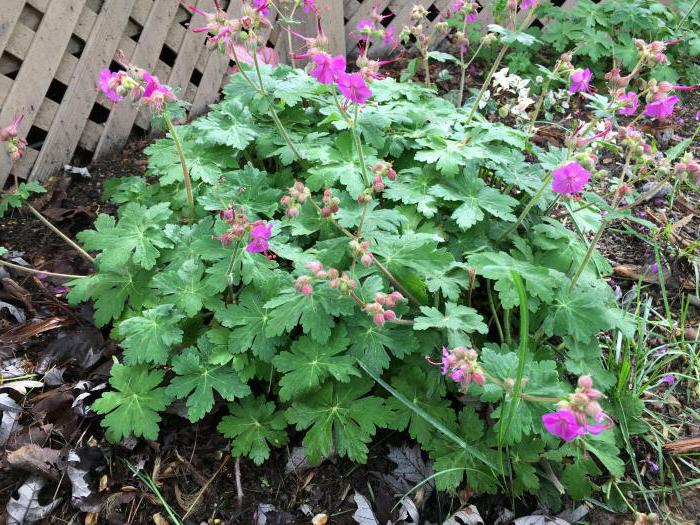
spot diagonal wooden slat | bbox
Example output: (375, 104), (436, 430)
(0, 1), (25, 57)
(30, 0), (138, 181)
(94, 0), (179, 158)
(0, 0), (88, 186)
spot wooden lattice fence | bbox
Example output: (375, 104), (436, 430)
(0, 0), (675, 187)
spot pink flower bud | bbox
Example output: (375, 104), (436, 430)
(389, 291), (404, 303)
(360, 252), (373, 267)
(280, 195), (291, 206)
(373, 313), (386, 327)
(321, 207), (332, 218)
(286, 206), (299, 218)
(301, 284), (313, 296)
(327, 268), (339, 279)
(383, 310), (396, 321)
(577, 375), (593, 390)
(473, 372), (485, 385)
(387, 167), (397, 181)
(375, 293), (386, 304)
(305, 260), (324, 274)
(329, 278), (339, 288)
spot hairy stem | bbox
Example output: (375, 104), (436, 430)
(0, 260), (85, 279)
(466, 45), (509, 125)
(352, 103), (371, 186)
(457, 40), (485, 108)
(164, 113), (195, 213)
(26, 204), (95, 265)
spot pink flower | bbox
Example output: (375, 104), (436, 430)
(310, 53), (346, 85)
(337, 72), (372, 104)
(303, 0), (315, 13)
(542, 409), (584, 442)
(246, 221), (272, 253)
(520, 0), (537, 9)
(618, 92), (639, 116)
(552, 161), (591, 195)
(0, 114), (22, 142)
(253, 0), (269, 16)
(661, 374), (676, 385)
(569, 67), (592, 93)
(98, 68), (124, 102)
(356, 19), (375, 32)
(644, 95), (679, 119)
(696, 110), (700, 121)
(142, 76), (176, 111)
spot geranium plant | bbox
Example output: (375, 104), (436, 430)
(28, 0), (695, 510)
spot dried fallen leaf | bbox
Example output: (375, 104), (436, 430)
(0, 392), (22, 446)
(513, 515), (570, 525)
(152, 513), (169, 525)
(6, 444), (61, 480)
(6, 476), (61, 525)
(0, 380), (44, 395)
(443, 506), (484, 525)
(384, 444), (434, 499)
(352, 493), (379, 525)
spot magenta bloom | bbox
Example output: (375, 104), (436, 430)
(246, 222), (272, 253)
(696, 110), (700, 121)
(520, 0), (537, 9)
(337, 72), (372, 104)
(661, 374), (676, 385)
(569, 67), (592, 94)
(310, 53), (346, 85)
(98, 68), (123, 102)
(644, 95), (679, 119)
(618, 92), (639, 116)
(552, 162), (591, 195)
(303, 0), (315, 13)
(356, 19), (374, 31)
(542, 409), (584, 442)
(253, 0), (269, 16)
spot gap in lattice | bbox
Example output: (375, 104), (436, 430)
(426, 4), (440, 22)
(46, 79), (68, 104)
(69, 34), (87, 59)
(19, 3), (43, 32)
(0, 52), (22, 79)
(85, 0), (105, 14)
(127, 17), (144, 42)
(189, 68), (203, 87)
(159, 45), (177, 67)
(89, 102), (111, 124)
(26, 126), (48, 148)
(380, 7), (395, 27)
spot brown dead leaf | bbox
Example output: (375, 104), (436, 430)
(1, 277), (34, 314)
(0, 379), (44, 395)
(152, 513), (169, 525)
(84, 512), (98, 525)
(0, 317), (73, 345)
(6, 444), (61, 480)
(663, 437), (700, 454)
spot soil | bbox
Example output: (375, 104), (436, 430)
(2, 64), (700, 525)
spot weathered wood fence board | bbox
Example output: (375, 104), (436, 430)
(0, 0), (677, 187)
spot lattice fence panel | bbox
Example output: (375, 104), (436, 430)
(0, 0), (285, 186)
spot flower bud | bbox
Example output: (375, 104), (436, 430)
(383, 309), (396, 321)
(327, 268), (339, 279)
(577, 375), (593, 390)
(360, 252), (373, 267)
(373, 313), (386, 327)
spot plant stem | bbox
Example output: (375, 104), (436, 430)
(252, 48), (305, 164)
(164, 113), (194, 213)
(569, 224), (605, 289)
(677, 0), (700, 30)
(352, 103), (371, 186)
(422, 50), (431, 87)
(26, 204), (95, 265)
(372, 257), (421, 307)
(486, 280), (505, 344)
(500, 173), (553, 240)
(466, 44), (509, 125)
(0, 260), (85, 279)
(457, 40), (485, 108)
(528, 71), (554, 134)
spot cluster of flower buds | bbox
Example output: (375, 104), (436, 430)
(429, 346), (486, 388)
(355, 6), (397, 49)
(605, 66), (631, 89)
(634, 39), (676, 66)
(364, 291), (405, 327)
(98, 57), (176, 112)
(542, 375), (612, 442)
(349, 239), (373, 267)
(297, 260), (357, 297)
(572, 149), (598, 172)
(281, 181), (311, 218)
(675, 154), (700, 185)
(321, 188), (341, 217)
(370, 161), (397, 193)
(188, 0), (271, 53)
(617, 126), (650, 159)
(0, 114), (27, 161)
(568, 119), (611, 149)
(450, 1), (479, 21)
(215, 205), (249, 246)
